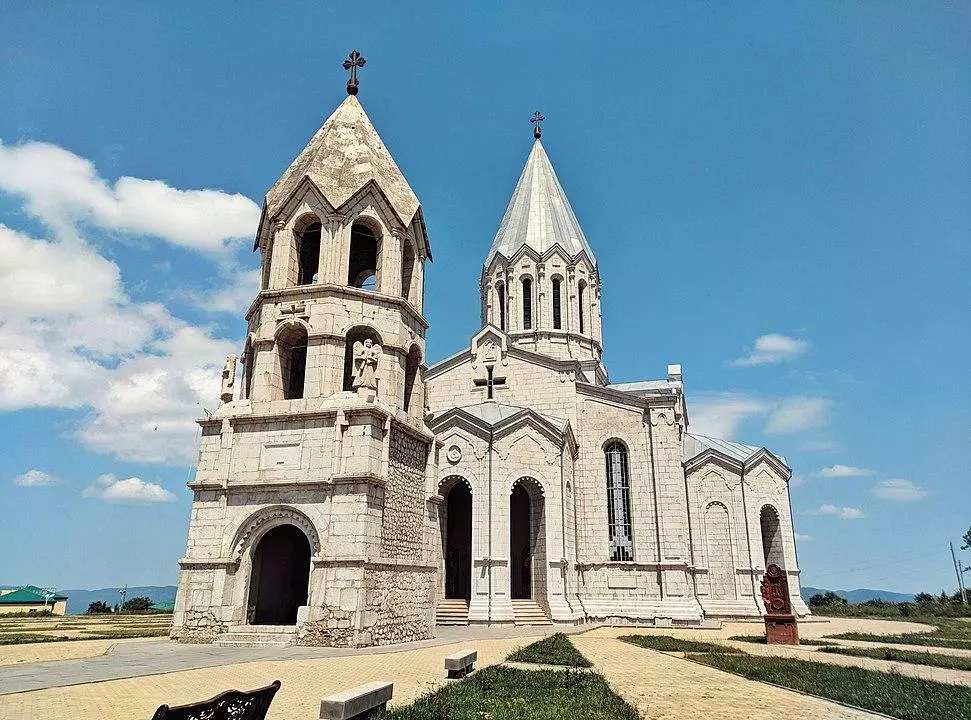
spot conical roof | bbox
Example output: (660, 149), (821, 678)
(486, 139), (595, 266)
(264, 95), (420, 228)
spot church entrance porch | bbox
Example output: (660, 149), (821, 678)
(247, 524), (310, 625)
(508, 478), (547, 607)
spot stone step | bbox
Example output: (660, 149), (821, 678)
(214, 639), (294, 648)
(511, 600), (552, 626)
(226, 625), (296, 634)
(217, 632), (296, 644)
(435, 600), (469, 626)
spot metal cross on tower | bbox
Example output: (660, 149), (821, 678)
(530, 110), (545, 139)
(343, 50), (366, 96)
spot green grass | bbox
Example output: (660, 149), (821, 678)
(620, 634), (742, 654)
(692, 652), (971, 720)
(79, 629), (171, 639)
(506, 634), (593, 668)
(0, 634), (72, 645)
(728, 635), (831, 646)
(379, 665), (638, 720)
(819, 645), (971, 672)
(824, 617), (971, 650)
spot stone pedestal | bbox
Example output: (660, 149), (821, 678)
(764, 614), (799, 645)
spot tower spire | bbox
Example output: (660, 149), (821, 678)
(342, 50), (366, 96)
(530, 110), (545, 139)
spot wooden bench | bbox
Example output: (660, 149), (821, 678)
(444, 648), (477, 678)
(151, 680), (280, 720)
(320, 681), (393, 720)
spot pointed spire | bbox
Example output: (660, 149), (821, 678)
(486, 138), (595, 266)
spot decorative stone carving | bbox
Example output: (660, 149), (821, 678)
(231, 507), (321, 561)
(219, 354), (237, 404)
(353, 338), (382, 395)
(446, 445), (462, 464)
(761, 563), (799, 644)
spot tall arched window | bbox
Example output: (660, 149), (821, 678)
(296, 222), (321, 285)
(242, 340), (255, 400)
(495, 282), (506, 331)
(348, 224), (378, 290)
(605, 441), (633, 561)
(277, 324), (308, 400)
(401, 239), (416, 302)
(551, 278), (562, 330)
(521, 277), (532, 330)
(577, 281), (586, 334)
(403, 345), (421, 413)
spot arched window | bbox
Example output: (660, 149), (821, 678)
(403, 345), (421, 413)
(296, 222), (321, 285)
(276, 324), (308, 400)
(401, 239), (416, 302)
(551, 278), (562, 330)
(496, 282), (506, 331)
(577, 281), (586, 334)
(604, 441), (633, 561)
(343, 326), (382, 392)
(242, 339), (255, 400)
(521, 277), (532, 330)
(348, 224), (378, 290)
(760, 506), (785, 569)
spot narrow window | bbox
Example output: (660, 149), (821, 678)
(297, 222), (321, 285)
(401, 240), (416, 302)
(243, 344), (255, 399)
(496, 282), (506, 331)
(552, 278), (562, 330)
(521, 277), (532, 330)
(278, 325), (308, 400)
(605, 441), (634, 561)
(348, 224), (378, 290)
(403, 346), (421, 412)
(577, 281), (586, 334)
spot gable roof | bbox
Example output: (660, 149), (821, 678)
(683, 433), (788, 468)
(486, 139), (596, 266)
(263, 95), (421, 229)
(450, 402), (569, 432)
(0, 585), (67, 604)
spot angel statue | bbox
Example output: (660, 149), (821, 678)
(352, 338), (381, 396)
(219, 354), (237, 405)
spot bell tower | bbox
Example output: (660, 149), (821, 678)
(173, 53), (441, 648)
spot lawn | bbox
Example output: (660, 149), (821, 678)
(692, 652), (971, 720)
(728, 635), (831, 646)
(620, 635), (742, 654)
(823, 619), (971, 651)
(379, 666), (638, 720)
(506, 633), (592, 668)
(819, 645), (971, 672)
(0, 614), (172, 645)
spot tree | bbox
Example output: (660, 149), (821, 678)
(120, 596), (153, 613)
(962, 525), (971, 551)
(808, 591), (847, 607)
(915, 592), (935, 603)
(86, 600), (112, 614)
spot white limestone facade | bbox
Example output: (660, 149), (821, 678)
(173, 88), (807, 648)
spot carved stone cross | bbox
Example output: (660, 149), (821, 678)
(473, 366), (506, 400)
(343, 50), (366, 96)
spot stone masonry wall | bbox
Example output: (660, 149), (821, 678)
(364, 567), (435, 646)
(382, 429), (428, 561)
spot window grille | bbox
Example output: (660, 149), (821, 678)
(552, 278), (562, 329)
(522, 278), (532, 330)
(605, 441), (634, 561)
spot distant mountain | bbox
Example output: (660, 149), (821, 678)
(802, 586), (915, 604)
(59, 586), (178, 615)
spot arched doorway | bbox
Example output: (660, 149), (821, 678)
(510, 484), (532, 598)
(442, 481), (472, 601)
(247, 524), (310, 625)
(760, 505), (785, 569)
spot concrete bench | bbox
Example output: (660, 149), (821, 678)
(320, 681), (393, 720)
(444, 649), (477, 678)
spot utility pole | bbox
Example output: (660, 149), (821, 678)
(950, 542), (967, 604)
(119, 584), (128, 610)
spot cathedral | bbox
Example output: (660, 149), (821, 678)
(172, 58), (808, 647)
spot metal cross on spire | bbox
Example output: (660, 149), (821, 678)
(530, 110), (545, 139)
(343, 50), (366, 96)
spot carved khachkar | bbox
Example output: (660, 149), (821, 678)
(219, 354), (237, 405)
(761, 563), (799, 644)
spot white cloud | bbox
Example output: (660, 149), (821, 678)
(872, 479), (929, 502)
(190, 268), (261, 315)
(817, 464), (874, 478)
(0, 140), (260, 255)
(809, 504), (867, 520)
(789, 475), (808, 487)
(765, 396), (832, 435)
(83, 473), (177, 504)
(730, 333), (808, 367)
(794, 532), (812, 543)
(688, 393), (770, 438)
(13, 469), (61, 486)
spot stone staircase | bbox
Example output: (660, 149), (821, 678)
(214, 625), (297, 648)
(435, 599), (469, 626)
(512, 599), (552, 625)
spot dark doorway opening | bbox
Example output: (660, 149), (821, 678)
(443, 482), (472, 601)
(510, 484), (532, 599)
(248, 524), (310, 625)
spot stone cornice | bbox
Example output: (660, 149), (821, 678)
(244, 283), (429, 329)
(575, 381), (679, 411)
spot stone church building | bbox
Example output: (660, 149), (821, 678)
(172, 70), (808, 647)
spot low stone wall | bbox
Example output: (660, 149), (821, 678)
(171, 608), (228, 644)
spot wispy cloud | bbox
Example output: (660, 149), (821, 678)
(764, 396), (832, 435)
(817, 464), (874, 478)
(13, 469), (61, 486)
(871, 479), (929, 502)
(808, 504), (867, 520)
(687, 393), (770, 438)
(83, 474), (177, 504)
(798, 439), (838, 452)
(794, 532), (812, 543)
(730, 333), (808, 367)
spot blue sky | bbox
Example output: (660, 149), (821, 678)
(0, 3), (967, 595)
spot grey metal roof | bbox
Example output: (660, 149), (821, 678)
(683, 433), (787, 467)
(608, 379), (679, 394)
(447, 403), (569, 432)
(486, 139), (596, 266)
(264, 95), (421, 227)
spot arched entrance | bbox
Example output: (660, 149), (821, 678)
(442, 481), (472, 601)
(247, 524), (310, 625)
(510, 478), (545, 600)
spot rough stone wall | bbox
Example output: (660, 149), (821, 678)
(171, 608), (228, 644)
(364, 568), (435, 646)
(382, 430), (428, 561)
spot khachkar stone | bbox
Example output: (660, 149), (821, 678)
(761, 564), (799, 645)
